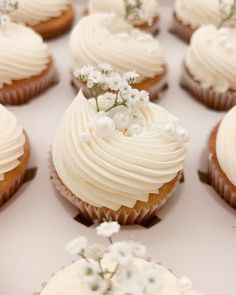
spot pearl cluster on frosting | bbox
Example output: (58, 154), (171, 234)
(217, 27), (236, 54)
(158, 120), (189, 144)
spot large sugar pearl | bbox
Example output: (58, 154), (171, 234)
(94, 116), (115, 138)
(80, 132), (89, 143)
(127, 124), (142, 136)
(162, 122), (176, 137)
(176, 128), (189, 143)
(113, 111), (131, 130)
(178, 276), (193, 292)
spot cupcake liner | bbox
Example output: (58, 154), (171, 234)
(170, 13), (194, 43)
(181, 65), (236, 111)
(49, 155), (181, 225)
(0, 59), (58, 105)
(208, 153), (236, 208)
(71, 72), (168, 102)
(0, 167), (26, 207)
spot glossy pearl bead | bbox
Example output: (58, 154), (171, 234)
(80, 132), (89, 142)
(94, 116), (115, 138)
(176, 128), (189, 143)
(128, 124), (142, 136)
(162, 122), (176, 137)
(113, 111), (131, 130)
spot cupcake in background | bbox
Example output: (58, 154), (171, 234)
(39, 221), (203, 295)
(0, 2), (58, 105)
(51, 65), (189, 225)
(208, 106), (236, 209)
(70, 13), (167, 101)
(11, 0), (75, 40)
(172, 0), (236, 42)
(181, 25), (236, 110)
(88, 0), (160, 35)
(0, 105), (30, 207)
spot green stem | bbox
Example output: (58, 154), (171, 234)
(219, 0), (236, 27)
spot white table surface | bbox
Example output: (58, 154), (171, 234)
(0, 1), (236, 295)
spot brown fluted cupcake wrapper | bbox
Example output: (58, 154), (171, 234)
(0, 59), (58, 105)
(0, 169), (25, 207)
(170, 13), (194, 43)
(208, 153), (236, 208)
(181, 65), (236, 111)
(49, 156), (181, 225)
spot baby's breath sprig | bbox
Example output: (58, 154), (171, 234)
(219, 0), (236, 27)
(124, 0), (148, 25)
(0, 0), (18, 16)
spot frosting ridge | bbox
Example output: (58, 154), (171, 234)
(0, 22), (50, 89)
(185, 25), (236, 93)
(52, 91), (188, 210)
(0, 105), (25, 181)
(69, 13), (166, 81)
(11, 0), (71, 26)
(216, 106), (236, 186)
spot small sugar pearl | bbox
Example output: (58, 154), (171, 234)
(80, 132), (89, 142)
(178, 276), (193, 292)
(128, 124), (142, 136)
(162, 122), (176, 137)
(176, 128), (189, 143)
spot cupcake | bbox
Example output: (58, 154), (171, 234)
(39, 222), (203, 295)
(87, 0), (160, 35)
(51, 66), (189, 225)
(0, 17), (57, 105)
(70, 13), (167, 101)
(208, 106), (236, 209)
(172, 0), (236, 42)
(10, 0), (75, 40)
(181, 25), (236, 111)
(0, 105), (30, 207)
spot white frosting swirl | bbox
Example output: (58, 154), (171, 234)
(52, 91), (188, 211)
(88, 0), (159, 24)
(11, 0), (71, 26)
(185, 25), (236, 93)
(41, 258), (202, 295)
(175, 0), (236, 29)
(216, 106), (236, 186)
(70, 13), (166, 81)
(0, 105), (25, 181)
(0, 22), (50, 90)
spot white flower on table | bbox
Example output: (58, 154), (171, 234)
(96, 221), (121, 238)
(65, 236), (88, 256)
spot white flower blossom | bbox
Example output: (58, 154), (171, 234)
(86, 244), (106, 261)
(107, 74), (128, 91)
(130, 242), (147, 258)
(116, 263), (140, 284)
(142, 264), (163, 294)
(98, 63), (113, 74)
(137, 90), (149, 108)
(88, 71), (104, 85)
(85, 277), (109, 295)
(74, 65), (95, 80)
(109, 241), (134, 265)
(96, 221), (120, 238)
(123, 71), (140, 84)
(98, 93), (116, 111)
(78, 259), (101, 282)
(66, 236), (88, 256)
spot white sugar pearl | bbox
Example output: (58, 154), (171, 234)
(178, 276), (193, 292)
(94, 116), (115, 138)
(128, 124), (142, 136)
(113, 111), (131, 130)
(176, 128), (189, 143)
(80, 132), (89, 142)
(162, 122), (176, 137)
